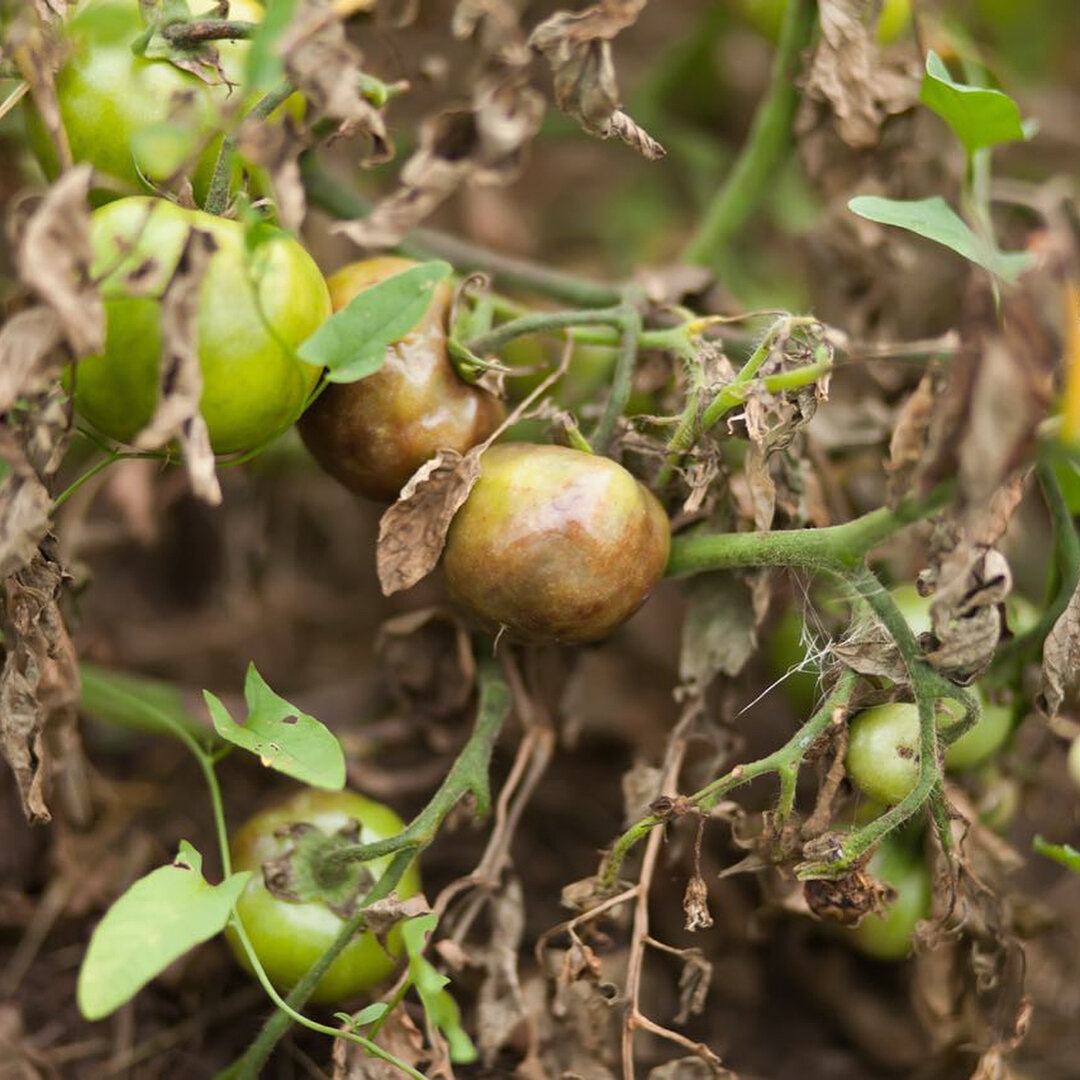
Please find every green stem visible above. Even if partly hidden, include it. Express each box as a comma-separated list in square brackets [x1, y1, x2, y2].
[590, 308, 642, 450]
[665, 482, 955, 578]
[299, 154, 630, 308]
[700, 316, 818, 431]
[465, 307, 627, 356]
[219, 850, 416, 1080]
[682, 0, 817, 268]
[328, 658, 511, 869]
[53, 453, 123, 508]
[162, 19, 258, 45]
[599, 669, 857, 889]
[204, 82, 294, 217]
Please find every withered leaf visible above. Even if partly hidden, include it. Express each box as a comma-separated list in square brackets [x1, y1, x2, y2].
[453, 0, 530, 66]
[280, 0, 391, 157]
[0, 308, 67, 416]
[475, 877, 528, 1064]
[679, 571, 765, 694]
[1040, 578, 1080, 719]
[376, 447, 483, 596]
[133, 227, 222, 506]
[15, 164, 104, 358]
[0, 544, 80, 824]
[335, 81, 543, 249]
[362, 894, 431, 937]
[800, 0, 885, 149]
[0, 432, 51, 582]
[236, 116, 307, 233]
[528, 0, 664, 160]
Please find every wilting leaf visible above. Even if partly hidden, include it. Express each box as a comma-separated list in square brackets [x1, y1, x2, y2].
[848, 196, 1032, 282]
[376, 447, 483, 596]
[15, 164, 104, 358]
[679, 572, 762, 693]
[0, 544, 79, 823]
[920, 51, 1035, 155]
[1040, 579, 1080, 719]
[132, 227, 222, 505]
[0, 434, 51, 581]
[203, 662, 345, 789]
[77, 841, 250, 1020]
[528, 0, 663, 159]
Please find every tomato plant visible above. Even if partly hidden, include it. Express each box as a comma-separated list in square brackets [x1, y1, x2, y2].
[72, 196, 328, 454]
[442, 443, 671, 643]
[23, 0, 283, 202]
[226, 788, 422, 1003]
[298, 256, 505, 501]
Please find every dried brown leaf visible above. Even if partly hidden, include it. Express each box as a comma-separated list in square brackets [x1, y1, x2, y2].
[679, 571, 764, 694]
[335, 83, 543, 248]
[0, 308, 66, 417]
[1040, 579, 1080, 718]
[528, 0, 664, 159]
[801, 0, 886, 148]
[0, 433, 51, 582]
[377, 447, 483, 596]
[236, 116, 306, 233]
[14, 165, 104, 357]
[281, 0, 392, 157]
[133, 227, 222, 506]
[333, 1007, 428, 1080]
[475, 877, 528, 1064]
[452, 0, 530, 66]
[682, 872, 713, 931]
[362, 894, 432, 937]
[0, 542, 79, 824]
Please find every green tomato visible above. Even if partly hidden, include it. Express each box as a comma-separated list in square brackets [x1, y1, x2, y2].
[443, 443, 671, 644]
[24, 0, 282, 203]
[847, 838, 931, 961]
[846, 691, 1015, 804]
[74, 197, 328, 454]
[226, 788, 421, 1004]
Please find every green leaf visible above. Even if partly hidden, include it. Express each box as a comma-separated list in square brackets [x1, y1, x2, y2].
[847, 195, 1033, 283]
[401, 914, 478, 1065]
[77, 842, 250, 1021]
[919, 50, 1033, 154]
[1034, 835, 1080, 876]
[334, 1002, 390, 1029]
[297, 260, 453, 384]
[203, 663, 345, 789]
[245, 0, 297, 90]
[79, 662, 213, 746]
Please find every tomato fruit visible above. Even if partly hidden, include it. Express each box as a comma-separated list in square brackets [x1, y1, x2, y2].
[298, 257, 505, 502]
[847, 837, 931, 961]
[845, 690, 1015, 804]
[442, 443, 670, 644]
[226, 788, 421, 1004]
[24, 0, 279, 203]
[72, 197, 328, 454]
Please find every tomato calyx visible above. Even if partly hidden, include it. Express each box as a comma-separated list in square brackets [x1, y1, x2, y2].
[131, 6, 239, 89]
[261, 819, 375, 918]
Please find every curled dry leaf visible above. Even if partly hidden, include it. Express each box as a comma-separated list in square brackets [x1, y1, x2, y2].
[452, 0, 531, 67]
[682, 872, 713, 931]
[281, 0, 392, 157]
[475, 877, 528, 1065]
[362, 894, 432, 937]
[1040, 579, 1080, 719]
[528, 0, 665, 160]
[376, 447, 483, 596]
[14, 164, 104, 358]
[376, 607, 477, 718]
[0, 542, 80, 824]
[0, 308, 67, 418]
[133, 227, 222, 506]
[333, 1007, 428, 1080]
[335, 81, 544, 249]
[0, 432, 52, 583]
[799, 0, 891, 149]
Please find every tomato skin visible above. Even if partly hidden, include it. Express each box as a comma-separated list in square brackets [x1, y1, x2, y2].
[297, 257, 505, 502]
[847, 838, 931, 961]
[845, 691, 1015, 804]
[74, 197, 328, 454]
[442, 443, 670, 644]
[226, 788, 421, 1005]
[24, 0, 272, 203]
